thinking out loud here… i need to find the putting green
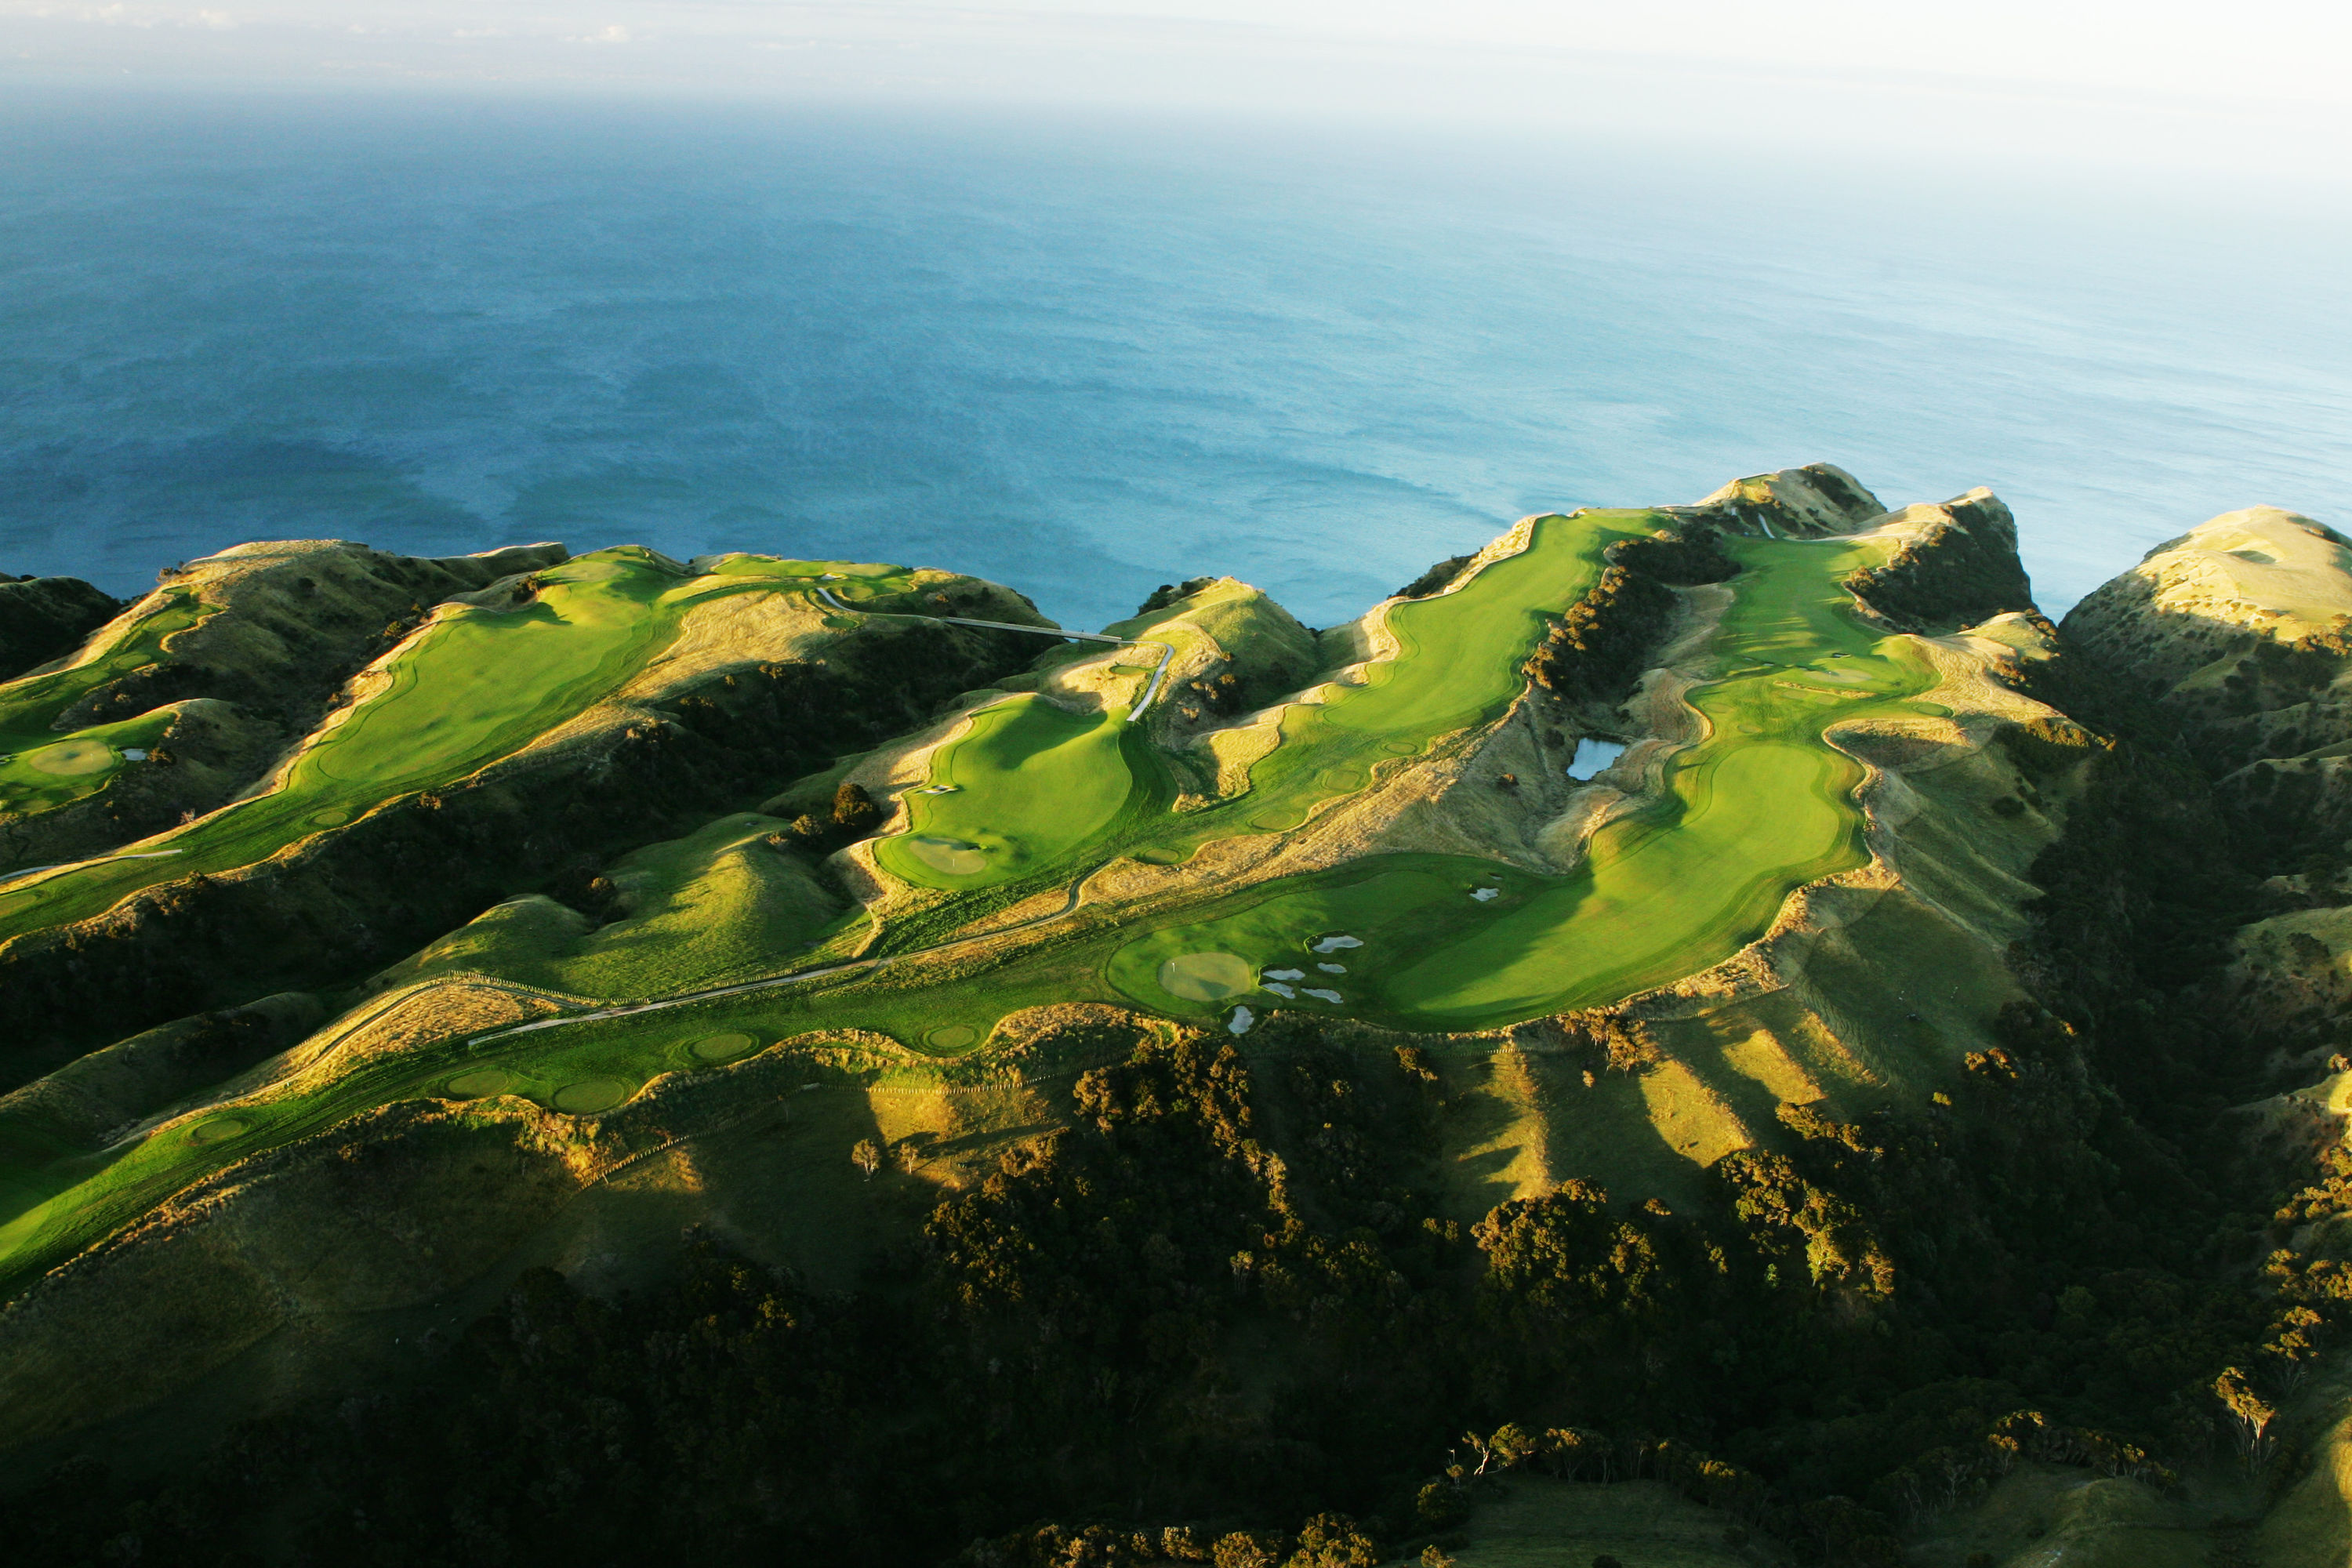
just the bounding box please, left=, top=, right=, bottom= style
left=1155, top=951, right=1258, bottom=1001
left=24, top=740, right=114, bottom=776
left=925, top=1024, right=978, bottom=1050
left=689, top=1032, right=757, bottom=1062
left=187, top=1117, right=248, bottom=1145
left=875, top=695, right=1141, bottom=889
left=551, top=1079, right=630, bottom=1115
left=310, top=808, right=350, bottom=827
left=903, top=837, right=989, bottom=876
left=445, top=1069, right=514, bottom=1098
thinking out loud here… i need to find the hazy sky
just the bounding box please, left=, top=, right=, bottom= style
left=5, top=2, right=2348, bottom=180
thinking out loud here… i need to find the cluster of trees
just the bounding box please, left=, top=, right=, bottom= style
left=16, top=920, right=2319, bottom=1568
left=1523, top=526, right=1736, bottom=706
left=780, top=778, right=887, bottom=851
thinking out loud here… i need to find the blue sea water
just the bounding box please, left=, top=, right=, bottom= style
left=1, top=90, right=2347, bottom=632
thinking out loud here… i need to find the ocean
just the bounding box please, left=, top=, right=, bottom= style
left=2, top=89, right=2347, bottom=632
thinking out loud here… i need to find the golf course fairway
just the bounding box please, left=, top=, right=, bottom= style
left=1109, top=528, right=1933, bottom=1028
left=0, top=503, right=1973, bottom=1299
left=0, top=550, right=920, bottom=940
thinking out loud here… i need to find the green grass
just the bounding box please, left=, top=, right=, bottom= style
left=873, top=697, right=1140, bottom=889
left=0, top=552, right=919, bottom=939
left=1103, top=532, right=1933, bottom=1029
left=375, top=811, right=852, bottom=1001
left=1152, top=511, right=1653, bottom=851
left=0, top=520, right=1958, bottom=1295
left=0, top=590, right=205, bottom=829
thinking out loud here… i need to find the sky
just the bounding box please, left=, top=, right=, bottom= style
left=4, top=2, right=2349, bottom=183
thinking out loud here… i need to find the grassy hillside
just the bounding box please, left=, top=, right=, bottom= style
left=9, top=470, right=2341, bottom=1568
left=0, top=492, right=2057, bottom=1301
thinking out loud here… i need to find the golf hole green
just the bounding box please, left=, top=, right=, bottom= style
left=905, top=835, right=989, bottom=875
left=1158, top=951, right=1256, bottom=1001
left=1250, top=810, right=1305, bottom=833
left=310, top=808, right=350, bottom=827
left=1131, top=848, right=1182, bottom=866
left=1381, top=739, right=1419, bottom=756
left=189, top=1116, right=249, bottom=1145
left=1915, top=702, right=1953, bottom=717
left=690, top=1031, right=757, bottom=1062
left=552, top=1079, right=630, bottom=1115
left=1318, top=769, right=1363, bottom=790
left=445, top=1069, right=513, bottom=1098
left=25, top=739, right=114, bottom=776
left=926, top=1025, right=978, bottom=1050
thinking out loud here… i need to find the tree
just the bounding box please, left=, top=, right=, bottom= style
left=851, top=1138, right=882, bottom=1181
left=833, top=780, right=884, bottom=837
left=2214, top=1367, right=2277, bottom=1470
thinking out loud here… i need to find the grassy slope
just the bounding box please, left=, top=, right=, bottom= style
left=872, top=698, right=1138, bottom=889
left=0, top=554, right=935, bottom=1287
left=0, top=592, right=205, bottom=821
left=0, top=552, right=916, bottom=938
left=1109, top=532, right=1932, bottom=1029
left=371, top=811, right=848, bottom=1001
left=0, top=520, right=1951, bottom=1296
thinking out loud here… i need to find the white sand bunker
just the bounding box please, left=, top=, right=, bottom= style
left=25, top=739, right=114, bottom=776
left=1302, top=988, right=1343, bottom=1003
left=1227, top=1006, right=1255, bottom=1035
left=1264, top=982, right=1297, bottom=999
left=1264, top=967, right=1305, bottom=981
left=1159, top=951, right=1257, bottom=1000
left=1311, top=935, right=1362, bottom=953
left=904, top=835, right=989, bottom=875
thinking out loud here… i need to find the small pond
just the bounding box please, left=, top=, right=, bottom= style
left=1566, top=739, right=1626, bottom=781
